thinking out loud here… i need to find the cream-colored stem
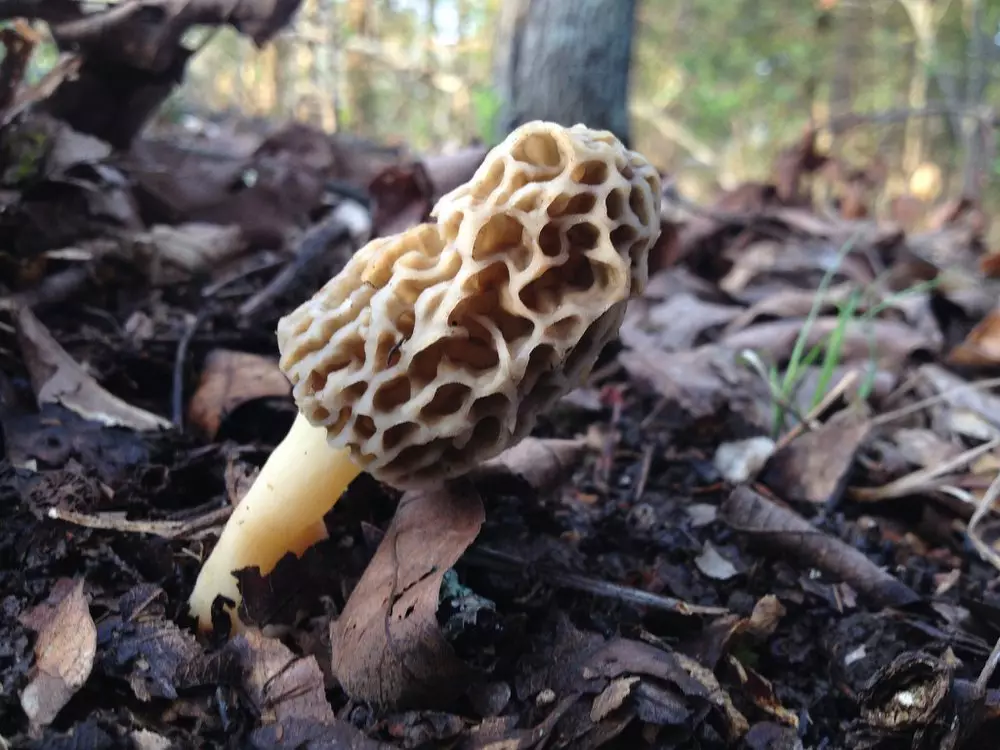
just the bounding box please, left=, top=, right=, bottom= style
left=188, top=412, right=363, bottom=633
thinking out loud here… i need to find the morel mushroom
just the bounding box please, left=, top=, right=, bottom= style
left=188, top=121, right=662, bottom=633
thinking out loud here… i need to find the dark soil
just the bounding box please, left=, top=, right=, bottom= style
left=3, top=255, right=1000, bottom=750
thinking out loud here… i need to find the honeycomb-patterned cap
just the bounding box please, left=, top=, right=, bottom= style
left=277, top=121, right=661, bottom=488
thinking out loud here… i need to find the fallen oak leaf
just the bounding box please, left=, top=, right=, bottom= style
left=19, top=577, right=97, bottom=729
left=330, top=482, right=485, bottom=711
left=230, top=629, right=335, bottom=725
left=14, top=305, right=172, bottom=432
left=514, top=614, right=745, bottom=744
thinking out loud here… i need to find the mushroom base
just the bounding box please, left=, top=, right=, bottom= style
left=187, top=412, right=363, bottom=633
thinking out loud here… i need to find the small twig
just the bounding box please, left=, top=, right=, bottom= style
left=738, top=349, right=819, bottom=433
left=850, top=436, right=1000, bottom=503
left=47, top=504, right=232, bottom=540
left=977, top=634, right=1000, bottom=692
left=463, top=546, right=728, bottom=617
left=172, top=311, right=205, bottom=429
left=633, top=443, right=654, bottom=501
left=239, top=200, right=370, bottom=319
left=966, top=468, right=1000, bottom=573
left=774, top=369, right=861, bottom=452
left=200, top=251, right=285, bottom=298
left=873, top=375, right=1000, bottom=427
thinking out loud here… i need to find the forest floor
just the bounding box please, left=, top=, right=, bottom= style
left=4, top=56, right=1000, bottom=750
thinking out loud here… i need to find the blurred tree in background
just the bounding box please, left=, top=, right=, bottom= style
left=157, top=0, right=996, bottom=213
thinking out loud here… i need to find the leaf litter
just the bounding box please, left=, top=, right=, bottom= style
left=3, top=12, right=1000, bottom=750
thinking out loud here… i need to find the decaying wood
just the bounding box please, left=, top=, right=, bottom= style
left=0, top=0, right=303, bottom=148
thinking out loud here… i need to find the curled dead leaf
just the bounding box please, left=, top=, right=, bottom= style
left=226, top=628, right=387, bottom=749
left=760, top=408, right=872, bottom=505
left=727, top=654, right=799, bottom=728
left=948, top=305, right=1000, bottom=367
left=135, top=222, right=247, bottom=278
left=15, top=305, right=172, bottom=432
left=187, top=349, right=291, bottom=439
left=694, top=542, right=740, bottom=581
left=476, top=436, right=587, bottom=493
left=330, top=484, right=485, bottom=710
left=721, top=485, right=920, bottom=609
left=368, top=162, right=433, bottom=237
left=19, top=578, right=96, bottom=728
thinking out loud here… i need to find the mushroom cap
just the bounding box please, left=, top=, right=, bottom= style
left=277, top=121, right=661, bottom=488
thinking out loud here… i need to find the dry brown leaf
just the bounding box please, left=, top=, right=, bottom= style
left=187, top=349, right=290, bottom=439
left=231, top=629, right=335, bottom=725
left=681, top=595, right=786, bottom=675
left=421, top=146, right=488, bottom=200
left=694, top=542, right=740, bottom=581
left=136, top=223, right=247, bottom=276
left=590, top=676, right=640, bottom=722
left=330, top=484, right=485, bottom=710
left=14, top=305, right=172, bottom=432
left=228, top=629, right=386, bottom=749
left=18, top=578, right=96, bottom=728
left=618, top=344, right=773, bottom=430
left=721, top=485, right=920, bottom=609
left=947, top=305, right=1000, bottom=366
left=916, top=364, right=1000, bottom=434
left=476, top=436, right=587, bottom=492
left=720, top=316, right=938, bottom=368
left=771, top=126, right=828, bottom=203
left=623, top=291, right=741, bottom=352
left=891, top=428, right=965, bottom=469
left=760, top=408, right=872, bottom=505
left=727, top=655, right=800, bottom=728
left=368, top=162, right=433, bottom=237
left=722, top=283, right=856, bottom=336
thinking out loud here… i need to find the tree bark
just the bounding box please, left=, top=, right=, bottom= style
left=828, top=0, right=869, bottom=135
left=493, top=0, right=637, bottom=146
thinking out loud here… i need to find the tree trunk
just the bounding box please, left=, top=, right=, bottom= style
left=828, top=0, right=869, bottom=135
left=493, top=0, right=637, bottom=146
left=345, top=0, right=378, bottom=133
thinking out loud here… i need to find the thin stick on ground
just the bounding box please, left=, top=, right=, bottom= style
left=977, top=634, right=1000, bottom=693
left=966, top=468, right=1000, bottom=573
left=773, top=368, right=861, bottom=452
left=47, top=505, right=233, bottom=540
left=463, top=545, right=729, bottom=617
left=172, top=310, right=205, bottom=429
left=850, top=436, right=1000, bottom=503
left=872, top=375, right=1000, bottom=428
